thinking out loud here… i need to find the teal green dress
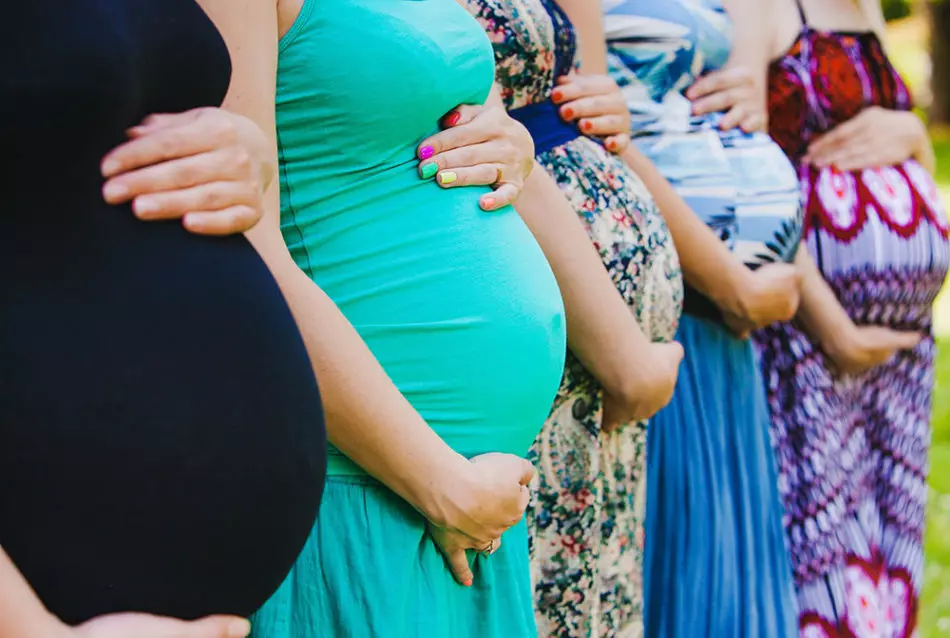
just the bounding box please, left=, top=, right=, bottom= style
left=249, top=0, right=567, bottom=636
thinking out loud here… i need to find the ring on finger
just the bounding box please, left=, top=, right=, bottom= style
left=479, top=538, right=496, bottom=557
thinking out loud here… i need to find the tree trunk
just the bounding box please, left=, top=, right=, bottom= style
left=930, top=0, right=950, bottom=124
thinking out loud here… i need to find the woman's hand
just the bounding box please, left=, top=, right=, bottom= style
left=416, top=105, right=534, bottom=211
left=425, top=453, right=534, bottom=586
left=802, top=107, right=929, bottom=171
left=821, top=324, right=922, bottom=376
left=601, top=341, right=684, bottom=432
left=551, top=73, right=631, bottom=154
left=721, top=263, right=803, bottom=338
left=55, top=614, right=250, bottom=638
left=100, top=107, right=273, bottom=236
left=686, top=66, right=766, bottom=133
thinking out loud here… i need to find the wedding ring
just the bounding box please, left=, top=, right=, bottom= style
left=480, top=538, right=495, bottom=557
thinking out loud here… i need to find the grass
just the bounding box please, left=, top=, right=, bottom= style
left=887, top=14, right=950, bottom=636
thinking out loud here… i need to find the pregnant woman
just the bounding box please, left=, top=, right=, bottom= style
left=202, top=0, right=567, bottom=636
left=460, top=1, right=685, bottom=634
left=759, top=0, right=950, bottom=634
left=602, top=1, right=803, bottom=634
left=1, top=0, right=326, bottom=635
left=545, top=0, right=804, bottom=634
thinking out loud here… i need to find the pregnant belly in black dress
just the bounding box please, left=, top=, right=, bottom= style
left=0, top=0, right=326, bottom=625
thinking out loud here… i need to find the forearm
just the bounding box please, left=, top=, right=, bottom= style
left=793, top=246, right=854, bottom=347
left=721, top=0, right=770, bottom=73
left=555, top=0, right=608, bottom=74
left=514, top=162, right=651, bottom=398
left=247, top=222, right=467, bottom=525
left=0, top=549, right=61, bottom=638
left=620, top=145, right=746, bottom=314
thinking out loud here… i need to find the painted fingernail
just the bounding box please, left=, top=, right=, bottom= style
left=102, top=182, right=128, bottom=202
left=481, top=196, right=496, bottom=209
left=581, top=120, right=593, bottom=132
left=562, top=107, right=574, bottom=119
left=438, top=171, right=457, bottom=185
left=607, top=138, right=616, bottom=149
left=419, top=145, right=434, bottom=160
left=227, top=619, right=251, bottom=638
left=462, top=577, right=473, bottom=587
left=133, top=197, right=156, bottom=217
left=420, top=162, right=438, bottom=180
left=444, top=111, right=461, bottom=127
left=551, top=90, right=563, bottom=102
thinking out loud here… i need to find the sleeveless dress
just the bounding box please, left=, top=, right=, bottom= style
left=603, top=2, right=801, bottom=636
left=764, top=3, right=950, bottom=635
left=461, top=2, right=683, bottom=635
left=248, top=1, right=567, bottom=637
left=0, top=0, right=327, bottom=625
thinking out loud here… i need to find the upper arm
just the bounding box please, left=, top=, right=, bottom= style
left=195, top=0, right=289, bottom=257
left=555, top=0, right=608, bottom=75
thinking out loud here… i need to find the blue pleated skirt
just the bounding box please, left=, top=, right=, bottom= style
left=643, top=315, right=798, bottom=637
left=249, top=476, right=537, bottom=638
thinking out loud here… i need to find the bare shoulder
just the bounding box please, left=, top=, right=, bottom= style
left=766, top=0, right=805, bottom=61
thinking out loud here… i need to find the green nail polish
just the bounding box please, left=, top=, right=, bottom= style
left=420, top=163, right=438, bottom=180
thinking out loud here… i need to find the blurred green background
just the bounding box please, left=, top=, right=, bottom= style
left=886, top=5, right=950, bottom=635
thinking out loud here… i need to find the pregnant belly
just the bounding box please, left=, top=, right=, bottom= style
left=288, top=186, right=566, bottom=473
left=0, top=220, right=326, bottom=623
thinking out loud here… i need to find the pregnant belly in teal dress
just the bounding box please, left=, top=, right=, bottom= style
left=283, top=162, right=566, bottom=475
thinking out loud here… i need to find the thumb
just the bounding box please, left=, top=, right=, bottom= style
left=884, top=329, right=923, bottom=351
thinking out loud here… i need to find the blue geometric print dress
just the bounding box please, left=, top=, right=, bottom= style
left=604, top=1, right=800, bottom=636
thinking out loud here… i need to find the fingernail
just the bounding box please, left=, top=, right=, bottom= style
left=562, top=107, right=574, bottom=119
left=420, top=162, right=438, bottom=180
left=438, top=171, right=457, bottom=185
left=607, top=139, right=616, bottom=149
left=133, top=197, right=156, bottom=217
left=444, top=111, right=461, bottom=127
left=228, top=619, right=251, bottom=638
left=463, top=578, right=473, bottom=587
left=102, top=182, right=127, bottom=202
left=101, top=158, right=120, bottom=177
left=551, top=90, right=562, bottom=102
left=481, top=196, right=496, bottom=209
left=419, top=145, right=434, bottom=160
left=581, top=120, right=593, bottom=132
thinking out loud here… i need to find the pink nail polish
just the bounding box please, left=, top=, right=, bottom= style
left=481, top=196, right=496, bottom=209
left=419, top=145, right=434, bottom=160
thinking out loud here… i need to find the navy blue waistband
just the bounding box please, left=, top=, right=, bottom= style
left=508, top=100, right=581, bottom=155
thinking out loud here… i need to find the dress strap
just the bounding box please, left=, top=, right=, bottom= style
left=794, top=0, right=809, bottom=26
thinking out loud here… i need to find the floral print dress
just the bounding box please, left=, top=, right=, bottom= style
left=460, top=1, right=683, bottom=636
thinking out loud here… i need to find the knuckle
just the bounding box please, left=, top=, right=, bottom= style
left=231, top=148, right=253, bottom=175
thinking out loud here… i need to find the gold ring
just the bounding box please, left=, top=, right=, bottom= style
left=480, top=539, right=495, bottom=557
left=495, top=166, right=504, bottom=184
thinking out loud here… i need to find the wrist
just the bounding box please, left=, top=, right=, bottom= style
left=413, top=452, right=477, bottom=529
left=711, top=261, right=752, bottom=318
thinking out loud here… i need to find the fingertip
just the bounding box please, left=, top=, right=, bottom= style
left=227, top=618, right=252, bottom=638
left=442, top=110, right=462, bottom=128
left=479, top=195, right=497, bottom=210
left=100, top=157, right=121, bottom=178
